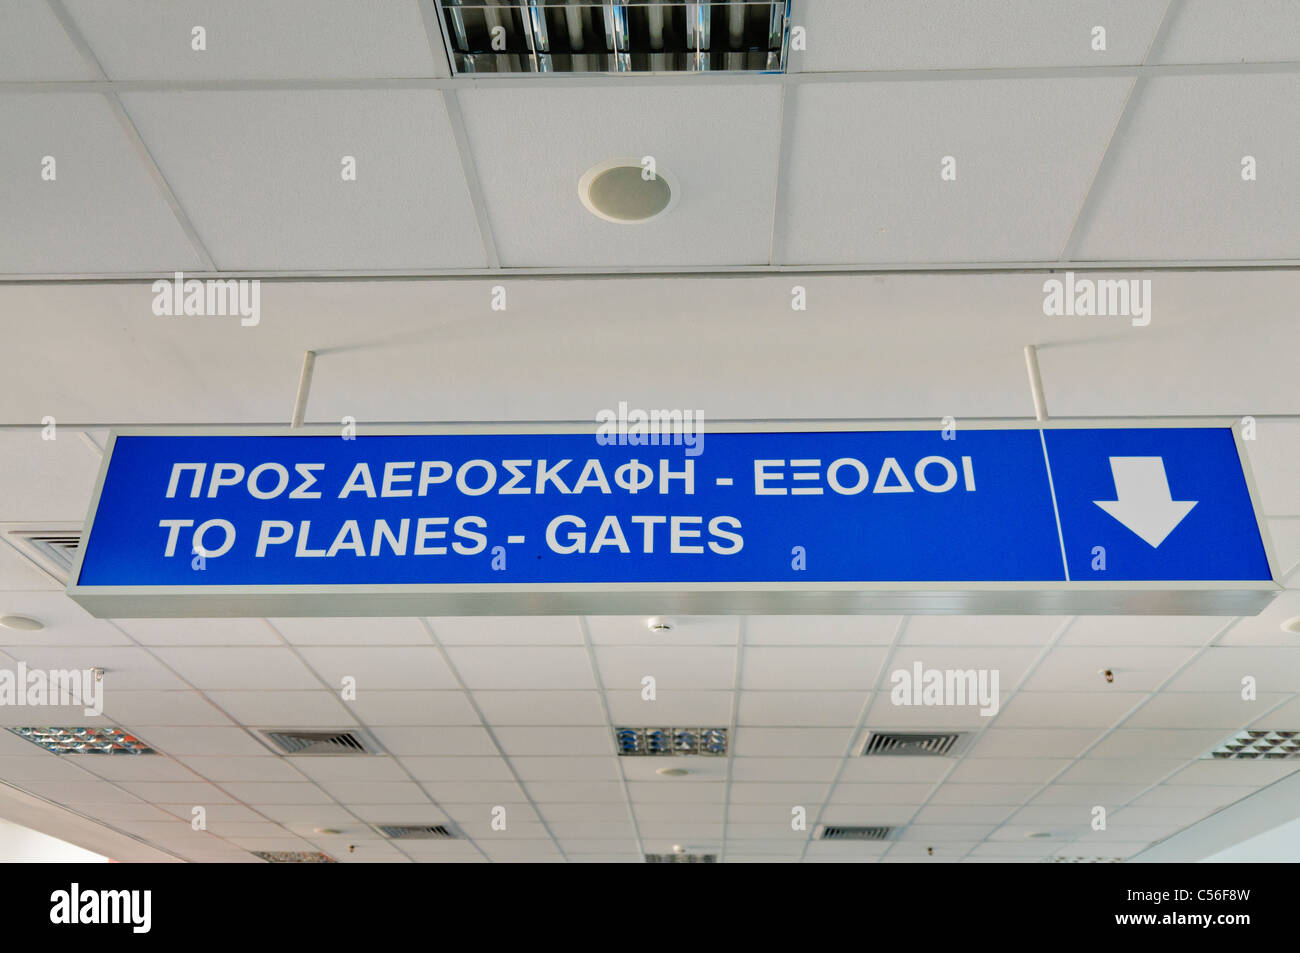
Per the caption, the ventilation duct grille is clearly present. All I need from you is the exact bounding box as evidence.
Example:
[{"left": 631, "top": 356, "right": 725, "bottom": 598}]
[
  {"left": 376, "top": 824, "right": 458, "bottom": 840},
  {"left": 645, "top": 852, "right": 717, "bottom": 863},
  {"left": 437, "top": 1, "right": 790, "bottom": 74},
  {"left": 860, "top": 731, "right": 966, "bottom": 758},
  {"left": 1207, "top": 729, "right": 1300, "bottom": 760},
  {"left": 817, "top": 825, "right": 893, "bottom": 841},
  {"left": 254, "top": 851, "right": 337, "bottom": 863},
  {"left": 258, "top": 729, "right": 378, "bottom": 756},
  {"left": 2, "top": 528, "right": 82, "bottom": 584},
  {"left": 1048, "top": 856, "right": 1124, "bottom": 864}
]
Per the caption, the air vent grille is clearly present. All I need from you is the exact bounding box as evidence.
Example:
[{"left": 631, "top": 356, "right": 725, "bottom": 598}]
[
  {"left": 376, "top": 824, "right": 458, "bottom": 840},
  {"left": 2, "top": 529, "right": 82, "bottom": 584},
  {"left": 860, "top": 731, "right": 965, "bottom": 758},
  {"left": 259, "top": 729, "right": 378, "bottom": 756},
  {"left": 1207, "top": 729, "right": 1300, "bottom": 760},
  {"left": 817, "top": 825, "right": 893, "bottom": 841},
  {"left": 616, "top": 727, "right": 727, "bottom": 756},
  {"left": 645, "top": 852, "right": 716, "bottom": 863},
  {"left": 254, "top": 851, "right": 337, "bottom": 863},
  {"left": 9, "top": 727, "right": 154, "bottom": 755},
  {"left": 437, "top": 1, "right": 790, "bottom": 74}
]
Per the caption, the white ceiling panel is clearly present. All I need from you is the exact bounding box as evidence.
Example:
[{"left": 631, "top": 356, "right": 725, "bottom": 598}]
[
  {"left": 0, "top": 1, "right": 99, "bottom": 80},
  {"left": 0, "top": 94, "right": 207, "bottom": 274},
  {"left": 1072, "top": 75, "right": 1300, "bottom": 261},
  {"left": 116, "top": 90, "right": 484, "bottom": 271},
  {"left": 63, "top": 0, "right": 447, "bottom": 80},
  {"left": 778, "top": 79, "right": 1132, "bottom": 264},
  {"left": 1154, "top": 0, "right": 1300, "bottom": 64},
  {"left": 790, "top": 0, "right": 1168, "bottom": 71},
  {"left": 458, "top": 84, "right": 783, "bottom": 267}
]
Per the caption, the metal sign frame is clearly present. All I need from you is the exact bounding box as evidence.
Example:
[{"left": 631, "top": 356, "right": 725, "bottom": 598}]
[{"left": 66, "top": 418, "right": 1282, "bottom": 618}]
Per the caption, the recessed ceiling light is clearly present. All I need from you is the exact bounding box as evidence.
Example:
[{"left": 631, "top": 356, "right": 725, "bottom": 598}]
[
  {"left": 1281, "top": 617, "right": 1300, "bottom": 634},
  {"left": 1026, "top": 832, "right": 1053, "bottom": 839},
  {"left": 646, "top": 616, "right": 674, "bottom": 633},
  {"left": 579, "top": 159, "right": 678, "bottom": 224},
  {"left": 655, "top": 767, "right": 689, "bottom": 777},
  {"left": 0, "top": 615, "right": 44, "bottom": 631}
]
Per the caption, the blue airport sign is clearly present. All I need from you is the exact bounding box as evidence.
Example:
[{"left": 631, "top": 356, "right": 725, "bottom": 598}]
[{"left": 67, "top": 422, "right": 1279, "bottom": 618}]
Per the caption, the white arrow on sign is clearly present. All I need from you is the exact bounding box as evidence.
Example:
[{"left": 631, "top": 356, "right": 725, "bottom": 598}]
[{"left": 1093, "top": 457, "right": 1197, "bottom": 548}]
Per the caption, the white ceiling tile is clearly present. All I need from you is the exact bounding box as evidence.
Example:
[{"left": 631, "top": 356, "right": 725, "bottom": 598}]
[
  {"left": 1123, "top": 691, "right": 1285, "bottom": 729},
  {"left": 177, "top": 756, "right": 309, "bottom": 784},
  {"left": 0, "top": 538, "right": 61, "bottom": 592},
  {"left": 132, "top": 726, "right": 269, "bottom": 757},
  {"left": 459, "top": 84, "right": 782, "bottom": 267},
  {"left": 75, "top": 756, "right": 197, "bottom": 783},
  {"left": 1155, "top": 0, "right": 1300, "bottom": 64},
  {"left": 1164, "top": 647, "right": 1300, "bottom": 693},
  {"left": 620, "top": 757, "right": 726, "bottom": 783},
  {"left": 509, "top": 757, "right": 620, "bottom": 782},
  {"left": 202, "top": 690, "right": 355, "bottom": 726},
  {"left": 1217, "top": 590, "right": 1300, "bottom": 647},
  {"left": 491, "top": 726, "right": 611, "bottom": 757},
  {"left": 1087, "top": 728, "right": 1226, "bottom": 760},
  {"left": 14, "top": 780, "right": 142, "bottom": 804},
  {"left": 625, "top": 780, "right": 724, "bottom": 804},
  {"left": 596, "top": 645, "right": 735, "bottom": 691},
  {"left": 995, "top": 691, "right": 1148, "bottom": 728},
  {"left": 727, "top": 782, "right": 828, "bottom": 804},
  {"left": 430, "top": 617, "right": 582, "bottom": 645},
  {"left": 744, "top": 615, "right": 900, "bottom": 645},
  {"left": 791, "top": 1, "right": 1167, "bottom": 71},
  {"left": 912, "top": 804, "right": 1015, "bottom": 825},
  {"left": 546, "top": 803, "right": 634, "bottom": 822},
  {"left": 446, "top": 646, "right": 595, "bottom": 690},
  {"left": 902, "top": 615, "right": 1067, "bottom": 645},
  {"left": 318, "top": 780, "right": 428, "bottom": 804},
  {"left": 966, "top": 728, "right": 1102, "bottom": 760},
  {"left": 737, "top": 690, "right": 867, "bottom": 728},
  {"left": 344, "top": 690, "right": 480, "bottom": 726},
  {"left": 0, "top": 435, "right": 102, "bottom": 523},
  {"left": 117, "top": 781, "right": 233, "bottom": 803},
  {"left": 286, "top": 757, "right": 410, "bottom": 784},
  {"left": 1062, "top": 615, "right": 1229, "bottom": 646},
  {"left": 779, "top": 79, "right": 1132, "bottom": 264},
  {"left": 296, "top": 645, "right": 456, "bottom": 690},
  {"left": 948, "top": 758, "right": 1070, "bottom": 785},
  {"left": 0, "top": 94, "right": 207, "bottom": 274},
  {"left": 222, "top": 782, "right": 333, "bottom": 805},
  {"left": 1029, "top": 783, "right": 1148, "bottom": 805},
  {"left": 1129, "top": 784, "right": 1259, "bottom": 809},
  {"left": 371, "top": 726, "right": 497, "bottom": 757},
  {"left": 730, "top": 758, "right": 840, "bottom": 783},
  {"left": 269, "top": 618, "right": 432, "bottom": 645},
  {"left": 1057, "top": 758, "right": 1186, "bottom": 786},
  {"left": 117, "top": 90, "right": 484, "bottom": 270},
  {"left": 149, "top": 646, "right": 320, "bottom": 690},
  {"left": 1073, "top": 76, "right": 1300, "bottom": 260},
  {"left": 829, "top": 783, "right": 936, "bottom": 805},
  {"left": 117, "top": 619, "right": 281, "bottom": 646},
  {"left": 8, "top": 645, "right": 187, "bottom": 690},
  {"left": 0, "top": 1, "right": 99, "bottom": 79},
  {"left": 741, "top": 647, "right": 887, "bottom": 691},
  {"left": 422, "top": 781, "right": 527, "bottom": 803},
  {"left": 1164, "top": 759, "right": 1298, "bottom": 786},
  {"left": 587, "top": 615, "right": 739, "bottom": 645},
  {"left": 65, "top": 0, "right": 448, "bottom": 80},
  {"left": 732, "top": 727, "right": 852, "bottom": 758},
  {"left": 1021, "top": 646, "right": 1200, "bottom": 693},
  {"left": 473, "top": 690, "right": 602, "bottom": 726},
  {"left": 399, "top": 757, "right": 515, "bottom": 782},
  {"left": 0, "top": 755, "right": 93, "bottom": 782},
  {"left": 927, "top": 784, "right": 1041, "bottom": 805},
  {"left": 605, "top": 689, "right": 732, "bottom": 724},
  {"left": 836, "top": 758, "right": 950, "bottom": 783}
]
